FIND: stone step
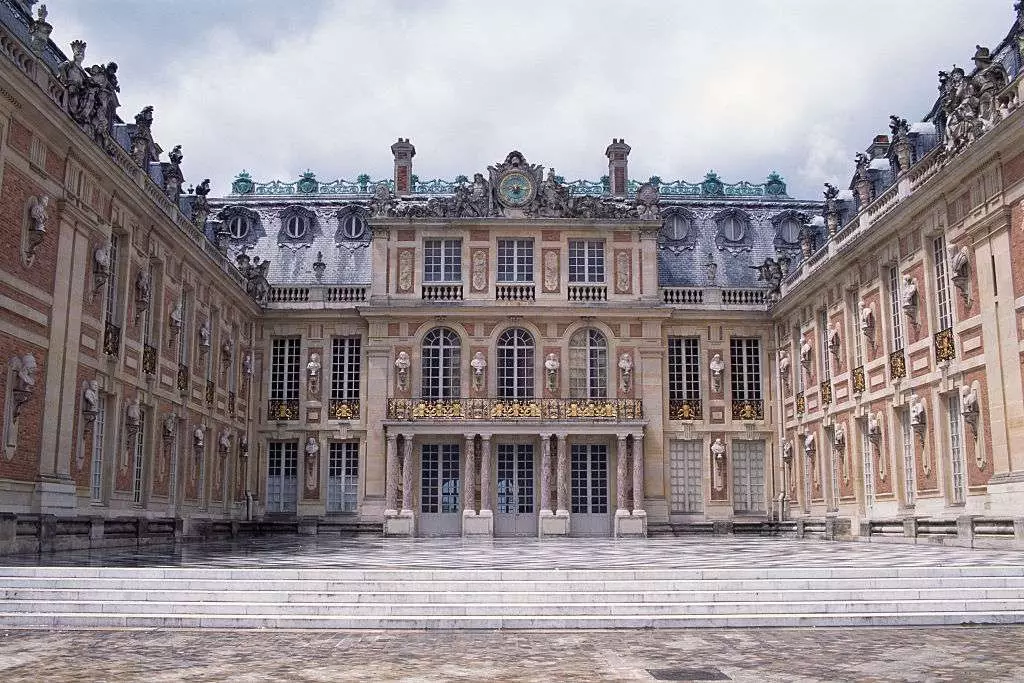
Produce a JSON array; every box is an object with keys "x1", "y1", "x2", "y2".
[
  {"x1": 3, "y1": 598, "x2": 1021, "y2": 617},
  {"x1": 6, "y1": 586, "x2": 1022, "y2": 603},
  {"x1": 2, "y1": 611, "x2": 1022, "y2": 629}
]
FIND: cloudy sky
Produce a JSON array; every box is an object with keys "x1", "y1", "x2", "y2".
[{"x1": 43, "y1": 0, "x2": 1015, "y2": 199}]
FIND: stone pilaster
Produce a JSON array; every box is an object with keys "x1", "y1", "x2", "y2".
[
  {"x1": 400, "y1": 434, "x2": 414, "y2": 515},
  {"x1": 479, "y1": 434, "x2": 492, "y2": 513},
  {"x1": 632, "y1": 432, "x2": 645, "y2": 514},
  {"x1": 555, "y1": 433, "x2": 569, "y2": 514},
  {"x1": 539, "y1": 433, "x2": 552, "y2": 513},
  {"x1": 463, "y1": 433, "x2": 476, "y2": 514},
  {"x1": 384, "y1": 433, "x2": 398, "y2": 514},
  {"x1": 615, "y1": 433, "x2": 629, "y2": 514}
]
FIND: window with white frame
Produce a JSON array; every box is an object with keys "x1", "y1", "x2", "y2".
[
  {"x1": 497, "y1": 328, "x2": 534, "y2": 399},
  {"x1": 948, "y1": 393, "x2": 966, "y2": 504},
  {"x1": 819, "y1": 310, "x2": 831, "y2": 382},
  {"x1": 327, "y1": 442, "x2": 359, "y2": 513},
  {"x1": 132, "y1": 407, "x2": 145, "y2": 504},
  {"x1": 888, "y1": 266, "x2": 905, "y2": 352},
  {"x1": 104, "y1": 234, "x2": 120, "y2": 325},
  {"x1": 730, "y1": 338, "x2": 762, "y2": 401},
  {"x1": 568, "y1": 328, "x2": 608, "y2": 399},
  {"x1": 568, "y1": 240, "x2": 604, "y2": 283},
  {"x1": 89, "y1": 398, "x2": 106, "y2": 501},
  {"x1": 862, "y1": 423, "x2": 875, "y2": 509},
  {"x1": 497, "y1": 239, "x2": 534, "y2": 283},
  {"x1": 902, "y1": 409, "x2": 916, "y2": 506},
  {"x1": 421, "y1": 327, "x2": 461, "y2": 399},
  {"x1": 933, "y1": 236, "x2": 953, "y2": 331},
  {"x1": 270, "y1": 337, "x2": 301, "y2": 401},
  {"x1": 794, "y1": 329, "x2": 805, "y2": 393},
  {"x1": 330, "y1": 337, "x2": 361, "y2": 401},
  {"x1": 669, "y1": 439, "x2": 703, "y2": 513},
  {"x1": 732, "y1": 440, "x2": 765, "y2": 513},
  {"x1": 668, "y1": 337, "x2": 700, "y2": 402},
  {"x1": 423, "y1": 239, "x2": 462, "y2": 282}
]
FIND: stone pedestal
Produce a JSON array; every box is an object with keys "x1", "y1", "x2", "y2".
[
  {"x1": 35, "y1": 478, "x2": 76, "y2": 515},
  {"x1": 539, "y1": 509, "x2": 570, "y2": 537},
  {"x1": 462, "y1": 509, "x2": 493, "y2": 537},
  {"x1": 615, "y1": 509, "x2": 646, "y2": 538},
  {"x1": 383, "y1": 510, "x2": 414, "y2": 537}
]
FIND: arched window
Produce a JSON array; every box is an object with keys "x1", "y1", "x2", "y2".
[
  {"x1": 497, "y1": 328, "x2": 534, "y2": 399},
  {"x1": 568, "y1": 328, "x2": 607, "y2": 399},
  {"x1": 421, "y1": 327, "x2": 461, "y2": 399},
  {"x1": 284, "y1": 214, "x2": 308, "y2": 239},
  {"x1": 228, "y1": 215, "x2": 250, "y2": 239}
]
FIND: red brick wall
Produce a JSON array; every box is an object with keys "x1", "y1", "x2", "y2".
[
  {"x1": 0, "y1": 166, "x2": 57, "y2": 293},
  {"x1": 0, "y1": 337, "x2": 45, "y2": 482}
]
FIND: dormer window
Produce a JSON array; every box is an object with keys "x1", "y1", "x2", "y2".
[
  {"x1": 341, "y1": 213, "x2": 366, "y2": 240},
  {"x1": 719, "y1": 214, "x2": 746, "y2": 242},
  {"x1": 285, "y1": 214, "x2": 309, "y2": 239},
  {"x1": 778, "y1": 217, "x2": 801, "y2": 244},
  {"x1": 662, "y1": 213, "x2": 690, "y2": 241},
  {"x1": 228, "y1": 215, "x2": 250, "y2": 239}
]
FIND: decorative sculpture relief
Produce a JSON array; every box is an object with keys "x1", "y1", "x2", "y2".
[
  {"x1": 23, "y1": 195, "x2": 49, "y2": 265},
  {"x1": 617, "y1": 353, "x2": 633, "y2": 393},
  {"x1": 471, "y1": 250, "x2": 487, "y2": 292},
  {"x1": 57, "y1": 38, "x2": 121, "y2": 143},
  {"x1": 778, "y1": 349, "x2": 791, "y2": 388},
  {"x1": 889, "y1": 115, "x2": 913, "y2": 173},
  {"x1": 614, "y1": 250, "x2": 631, "y2": 294},
  {"x1": 169, "y1": 300, "x2": 183, "y2": 339},
  {"x1": 29, "y1": 4, "x2": 52, "y2": 55},
  {"x1": 304, "y1": 436, "x2": 319, "y2": 492},
  {"x1": 134, "y1": 269, "x2": 152, "y2": 325},
  {"x1": 960, "y1": 384, "x2": 980, "y2": 437},
  {"x1": 751, "y1": 257, "x2": 788, "y2": 301},
  {"x1": 833, "y1": 423, "x2": 847, "y2": 450},
  {"x1": 124, "y1": 396, "x2": 141, "y2": 468},
  {"x1": 939, "y1": 46, "x2": 1011, "y2": 156},
  {"x1": 823, "y1": 183, "x2": 841, "y2": 237},
  {"x1": 162, "y1": 412, "x2": 177, "y2": 445},
  {"x1": 859, "y1": 302, "x2": 875, "y2": 342},
  {"x1": 950, "y1": 245, "x2": 971, "y2": 303},
  {"x1": 799, "y1": 334, "x2": 812, "y2": 369},
  {"x1": 81, "y1": 379, "x2": 99, "y2": 428},
  {"x1": 218, "y1": 428, "x2": 232, "y2": 455},
  {"x1": 239, "y1": 434, "x2": 250, "y2": 459},
  {"x1": 92, "y1": 244, "x2": 111, "y2": 294},
  {"x1": 542, "y1": 250, "x2": 559, "y2": 293},
  {"x1": 9, "y1": 353, "x2": 38, "y2": 420},
  {"x1": 397, "y1": 249, "x2": 413, "y2": 293},
  {"x1": 804, "y1": 432, "x2": 816, "y2": 456},
  {"x1": 306, "y1": 352, "x2": 321, "y2": 398},
  {"x1": 192, "y1": 426, "x2": 205, "y2": 457},
  {"x1": 901, "y1": 275, "x2": 919, "y2": 322},
  {"x1": 782, "y1": 439, "x2": 793, "y2": 463},
  {"x1": 853, "y1": 152, "x2": 873, "y2": 207},
  {"x1": 235, "y1": 252, "x2": 270, "y2": 304},
  {"x1": 711, "y1": 438, "x2": 726, "y2": 492},
  {"x1": 709, "y1": 353, "x2": 725, "y2": 393},
  {"x1": 394, "y1": 351, "x2": 411, "y2": 391},
  {"x1": 909, "y1": 394, "x2": 926, "y2": 444},
  {"x1": 867, "y1": 413, "x2": 882, "y2": 445},
  {"x1": 470, "y1": 351, "x2": 487, "y2": 391},
  {"x1": 828, "y1": 323, "x2": 841, "y2": 358},
  {"x1": 242, "y1": 350, "x2": 253, "y2": 379},
  {"x1": 221, "y1": 338, "x2": 234, "y2": 373},
  {"x1": 544, "y1": 353, "x2": 560, "y2": 393},
  {"x1": 198, "y1": 319, "x2": 211, "y2": 353}
]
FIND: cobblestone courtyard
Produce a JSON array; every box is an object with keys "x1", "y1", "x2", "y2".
[{"x1": 1, "y1": 625, "x2": 1022, "y2": 682}]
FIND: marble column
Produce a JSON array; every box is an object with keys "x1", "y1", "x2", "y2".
[
  {"x1": 616, "y1": 433, "x2": 629, "y2": 514},
  {"x1": 539, "y1": 433, "x2": 553, "y2": 513},
  {"x1": 632, "y1": 432, "x2": 645, "y2": 513},
  {"x1": 400, "y1": 434, "x2": 414, "y2": 514},
  {"x1": 479, "y1": 434, "x2": 492, "y2": 513},
  {"x1": 463, "y1": 433, "x2": 476, "y2": 514},
  {"x1": 555, "y1": 433, "x2": 569, "y2": 514},
  {"x1": 384, "y1": 433, "x2": 398, "y2": 513}
]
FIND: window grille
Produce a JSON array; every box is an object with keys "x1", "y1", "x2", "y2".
[
  {"x1": 730, "y1": 338, "x2": 762, "y2": 400},
  {"x1": 568, "y1": 328, "x2": 608, "y2": 399},
  {"x1": 421, "y1": 328, "x2": 461, "y2": 399},
  {"x1": 327, "y1": 442, "x2": 359, "y2": 512},
  {"x1": 270, "y1": 338, "x2": 301, "y2": 401},
  {"x1": 331, "y1": 337, "x2": 361, "y2": 400},
  {"x1": 902, "y1": 410, "x2": 916, "y2": 506},
  {"x1": 132, "y1": 408, "x2": 145, "y2": 504},
  {"x1": 89, "y1": 398, "x2": 106, "y2": 501}
]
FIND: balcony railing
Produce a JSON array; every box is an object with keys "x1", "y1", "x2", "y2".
[
  {"x1": 422, "y1": 283, "x2": 464, "y2": 301},
  {"x1": 268, "y1": 286, "x2": 310, "y2": 303},
  {"x1": 268, "y1": 398, "x2": 300, "y2": 421},
  {"x1": 206, "y1": 380, "x2": 215, "y2": 405},
  {"x1": 326, "y1": 286, "x2": 367, "y2": 303},
  {"x1": 889, "y1": 349, "x2": 907, "y2": 380},
  {"x1": 663, "y1": 287, "x2": 703, "y2": 305},
  {"x1": 227, "y1": 391, "x2": 236, "y2": 413},
  {"x1": 265, "y1": 285, "x2": 368, "y2": 306},
  {"x1": 721, "y1": 289, "x2": 767, "y2": 305},
  {"x1": 329, "y1": 398, "x2": 360, "y2": 420},
  {"x1": 732, "y1": 399, "x2": 765, "y2": 421},
  {"x1": 495, "y1": 283, "x2": 536, "y2": 301},
  {"x1": 852, "y1": 365, "x2": 866, "y2": 394},
  {"x1": 176, "y1": 364, "x2": 189, "y2": 392},
  {"x1": 795, "y1": 392, "x2": 805, "y2": 416},
  {"x1": 142, "y1": 343, "x2": 157, "y2": 374},
  {"x1": 103, "y1": 321, "x2": 121, "y2": 358},
  {"x1": 820, "y1": 381, "x2": 832, "y2": 406},
  {"x1": 668, "y1": 398, "x2": 702, "y2": 420},
  {"x1": 386, "y1": 397, "x2": 643, "y2": 422},
  {"x1": 567, "y1": 283, "x2": 607, "y2": 302},
  {"x1": 934, "y1": 327, "x2": 956, "y2": 363}
]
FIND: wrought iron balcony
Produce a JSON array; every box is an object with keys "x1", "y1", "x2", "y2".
[
  {"x1": 852, "y1": 365, "x2": 866, "y2": 394},
  {"x1": 668, "y1": 398, "x2": 702, "y2": 420},
  {"x1": 102, "y1": 321, "x2": 121, "y2": 358},
  {"x1": 329, "y1": 399, "x2": 360, "y2": 420},
  {"x1": 934, "y1": 327, "x2": 955, "y2": 363},
  {"x1": 386, "y1": 397, "x2": 643, "y2": 422},
  {"x1": 820, "y1": 381, "x2": 832, "y2": 406},
  {"x1": 142, "y1": 343, "x2": 157, "y2": 374},
  {"x1": 269, "y1": 398, "x2": 300, "y2": 421},
  {"x1": 732, "y1": 399, "x2": 765, "y2": 421},
  {"x1": 889, "y1": 349, "x2": 907, "y2": 380}
]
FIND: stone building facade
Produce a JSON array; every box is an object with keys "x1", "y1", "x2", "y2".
[{"x1": 1, "y1": 1, "x2": 1023, "y2": 548}]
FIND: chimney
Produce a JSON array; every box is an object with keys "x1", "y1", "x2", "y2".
[
  {"x1": 391, "y1": 138, "x2": 416, "y2": 194},
  {"x1": 605, "y1": 138, "x2": 631, "y2": 197}
]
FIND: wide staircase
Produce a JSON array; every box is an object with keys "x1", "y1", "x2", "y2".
[{"x1": 3, "y1": 564, "x2": 1024, "y2": 628}]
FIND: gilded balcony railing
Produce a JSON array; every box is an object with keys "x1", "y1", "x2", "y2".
[
  {"x1": 731, "y1": 399, "x2": 764, "y2": 421},
  {"x1": 820, "y1": 381, "x2": 832, "y2": 406},
  {"x1": 386, "y1": 397, "x2": 643, "y2": 422},
  {"x1": 142, "y1": 344, "x2": 157, "y2": 375},
  {"x1": 103, "y1": 321, "x2": 121, "y2": 358},
  {"x1": 934, "y1": 327, "x2": 956, "y2": 362},
  {"x1": 795, "y1": 392, "x2": 805, "y2": 416},
  {"x1": 268, "y1": 398, "x2": 300, "y2": 421},
  {"x1": 852, "y1": 365, "x2": 866, "y2": 394},
  {"x1": 206, "y1": 380, "x2": 215, "y2": 405},
  {"x1": 329, "y1": 399, "x2": 360, "y2": 420},
  {"x1": 176, "y1": 364, "x2": 189, "y2": 392},
  {"x1": 889, "y1": 349, "x2": 907, "y2": 380},
  {"x1": 668, "y1": 398, "x2": 702, "y2": 420}
]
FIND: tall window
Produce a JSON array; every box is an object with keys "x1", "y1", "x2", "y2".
[
  {"x1": 421, "y1": 443, "x2": 460, "y2": 513},
  {"x1": 267, "y1": 441, "x2": 298, "y2": 513},
  {"x1": 948, "y1": 394, "x2": 966, "y2": 504},
  {"x1": 331, "y1": 337, "x2": 361, "y2": 401},
  {"x1": 568, "y1": 328, "x2": 608, "y2": 399},
  {"x1": 177, "y1": 289, "x2": 190, "y2": 366},
  {"x1": 862, "y1": 423, "x2": 875, "y2": 509},
  {"x1": 497, "y1": 328, "x2": 534, "y2": 399},
  {"x1": 423, "y1": 239, "x2": 462, "y2": 282},
  {"x1": 933, "y1": 236, "x2": 953, "y2": 331},
  {"x1": 132, "y1": 408, "x2": 145, "y2": 504},
  {"x1": 850, "y1": 292, "x2": 864, "y2": 368},
  {"x1": 829, "y1": 432, "x2": 840, "y2": 511},
  {"x1": 168, "y1": 419, "x2": 179, "y2": 507},
  {"x1": 327, "y1": 442, "x2": 359, "y2": 513},
  {"x1": 902, "y1": 410, "x2": 916, "y2": 506},
  {"x1": 104, "y1": 234, "x2": 120, "y2": 325},
  {"x1": 421, "y1": 328, "x2": 461, "y2": 399},
  {"x1": 668, "y1": 337, "x2": 700, "y2": 402},
  {"x1": 730, "y1": 338, "x2": 762, "y2": 401},
  {"x1": 669, "y1": 440, "x2": 703, "y2": 513},
  {"x1": 568, "y1": 240, "x2": 604, "y2": 283},
  {"x1": 732, "y1": 440, "x2": 765, "y2": 513},
  {"x1": 497, "y1": 239, "x2": 533, "y2": 282},
  {"x1": 89, "y1": 398, "x2": 106, "y2": 501},
  {"x1": 819, "y1": 310, "x2": 831, "y2": 382},
  {"x1": 270, "y1": 338, "x2": 301, "y2": 402},
  {"x1": 888, "y1": 266, "x2": 905, "y2": 352}
]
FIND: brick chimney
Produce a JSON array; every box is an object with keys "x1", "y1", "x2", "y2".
[
  {"x1": 391, "y1": 138, "x2": 416, "y2": 194},
  {"x1": 605, "y1": 138, "x2": 631, "y2": 197}
]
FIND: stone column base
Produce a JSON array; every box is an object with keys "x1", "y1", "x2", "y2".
[
  {"x1": 383, "y1": 510, "x2": 415, "y2": 537},
  {"x1": 539, "y1": 509, "x2": 570, "y2": 537},
  {"x1": 462, "y1": 509, "x2": 493, "y2": 537},
  {"x1": 615, "y1": 509, "x2": 647, "y2": 538},
  {"x1": 34, "y1": 478, "x2": 76, "y2": 515}
]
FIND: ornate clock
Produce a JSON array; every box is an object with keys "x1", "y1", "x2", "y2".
[{"x1": 496, "y1": 170, "x2": 536, "y2": 208}]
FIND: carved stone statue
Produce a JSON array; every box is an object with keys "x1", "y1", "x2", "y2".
[
  {"x1": 193, "y1": 426, "x2": 205, "y2": 452},
  {"x1": 470, "y1": 352, "x2": 486, "y2": 390},
  {"x1": 618, "y1": 352, "x2": 633, "y2": 393},
  {"x1": 960, "y1": 384, "x2": 979, "y2": 432},
  {"x1": 10, "y1": 353, "x2": 38, "y2": 419},
  {"x1": 164, "y1": 144, "x2": 185, "y2": 200},
  {"x1": 221, "y1": 338, "x2": 234, "y2": 370},
  {"x1": 198, "y1": 319, "x2": 211, "y2": 351},
  {"x1": 711, "y1": 438, "x2": 726, "y2": 461},
  {"x1": 889, "y1": 115, "x2": 913, "y2": 173},
  {"x1": 799, "y1": 335, "x2": 812, "y2": 367},
  {"x1": 867, "y1": 413, "x2": 882, "y2": 442},
  {"x1": 306, "y1": 352, "x2": 321, "y2": 397},
  {"x1": 169, "y1": 301, "x2": 183, "y2": 334},
  {"x1": 782, "y1": 439, "x2": 793, "y2": 463},
  {"x1": 804, "y1": 432, "x2": 816, "y2": 455},
  {"x1": 633, "y1": 181, "x2": 661, "y2": 221},
  {"x1": 162, "y1": 412, "x2": 177, "y2": 441},
  {"x1": 751, "y1": 257, "x2": 786, "y2": 299},
  {"x1": 82, "y1": 379, "x2": 99, "y2": 424},
  {"x1": 909, "y1": 395, "x2": 926, "y2": 427},
  {"x1": 951, "y1": 245, "x2": 971, "y2": 300},
  {"x1": 305, "y1": 436, "x2": 319, "y2": 492},
  {"x1": 544, "y1": 353, "x2": 560, "y2": 392},
  {"x1": 901, "y1": 275, "x2": 918, "y2": 316},
  {"x1": 823, "y1": 183, "x2": 841, "y2": 236},
  {"x1": 859, "y1": 302, "x2": 874, "y2": 337},
  {"x1": 828, "y1": 323, "x2": 841, "y2": 357},
  {"x1": 91, "y1": 243, "x2": 110, "y2": 292},
  {"x1": 369, "y1": 182, "x2": 397, "y2": 217},
  {"x1": 833, "y1": 423, "x2": 847, "y2": 449},
  {"x1": 218, "y1": 428, "x2": 232, "y2": 454},
  {"x1": 395, "y1": 351, "x2": 410, "y2": 390},
  {"x1": 125, "y1": 396, "x2": 141, "y2": 433},
  {"x1": 709, "y1": 353, "x2": 725, "y2": 392},
  {"x1": 57, "y1": 40, "x2": 90, "y2": 123},
  {"x1": 534, "y1": 169, "x2": 571, "y2": 218},
  {"x1": 853, "y1": 152, "x2": 873, "y2": 207},
  {"x1": 778, "y1": 348, "x2": 791, "y2": 381},
  {"x1": 192, "y1": 179, "x2": 211, "y2": 228},
  {"x1": 134, "y1": 270, "x2": 152, "y2": 323},
  {"x1": 242, "y1": 351, "x2": 253, "y2": 378},
  {"x1": 239, "y1": 434, "x2": 250, "y2": 458},
  {"x1": 25, "y1": 196, "x2": 49, "y2": 262}
]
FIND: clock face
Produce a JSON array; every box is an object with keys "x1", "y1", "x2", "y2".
[{"x1": 497, "y1": 171, "x2": 535, "y2": 207}]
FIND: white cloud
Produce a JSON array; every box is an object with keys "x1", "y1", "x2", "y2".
[{"x1": 44, "y1": 0, "x2": 1016, "y2": 198}]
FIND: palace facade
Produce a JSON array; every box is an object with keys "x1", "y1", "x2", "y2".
[{"x1": 1, "y1": 1, "x2": 1023, "y2": 549}]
